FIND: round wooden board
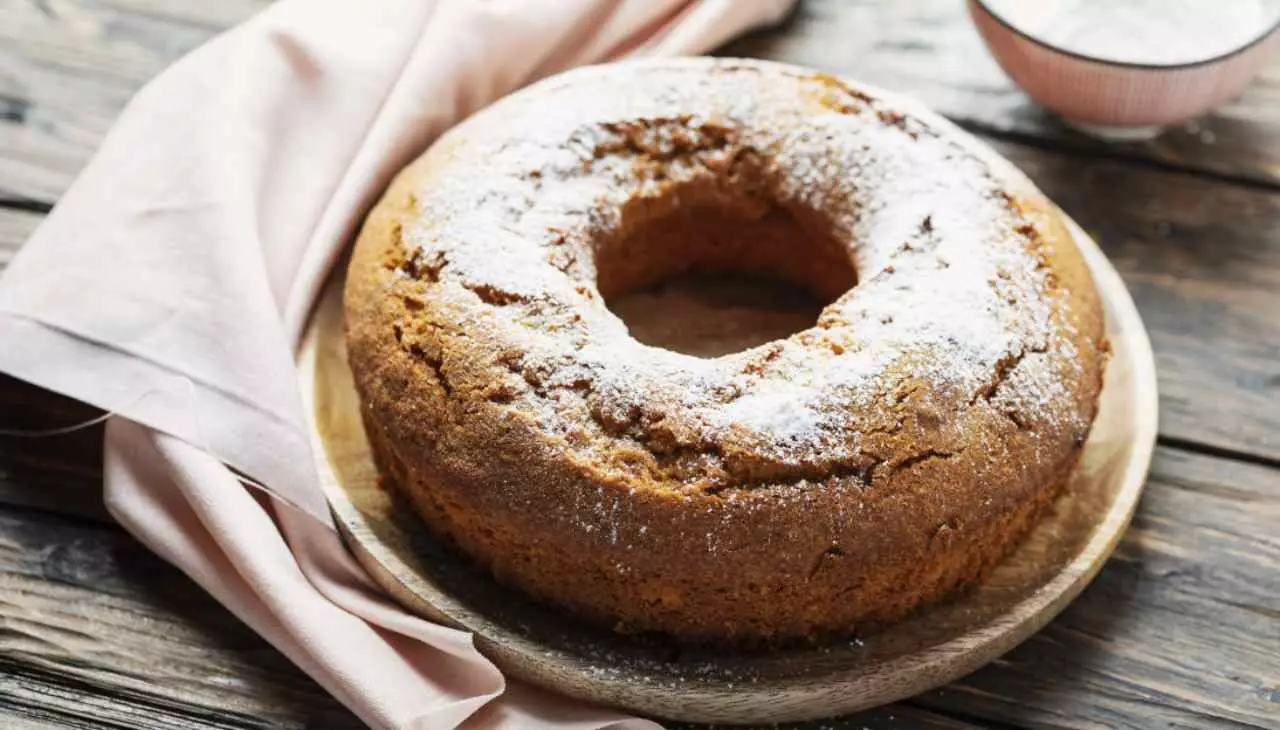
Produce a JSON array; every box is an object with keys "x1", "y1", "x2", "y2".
[{"x1": 300, "y1": 218, "x2": 1157, "y2": 725}]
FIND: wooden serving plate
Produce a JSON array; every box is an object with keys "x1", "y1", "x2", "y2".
[{"x1": 300, "y1": 219, "x2": 1158, "y2": 725}]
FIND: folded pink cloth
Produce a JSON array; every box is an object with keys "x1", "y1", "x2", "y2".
[{"x1": 0, "y1": 1, "x2": 794, "y2": 727}]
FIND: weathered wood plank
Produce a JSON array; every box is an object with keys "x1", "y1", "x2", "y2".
[
  {"x1": 0, "y1": 388, "x2": 983, "y2": 730},
  {"x1": 0, "y1": 410, "x2": 972, "y2": 729},
  {"x1": 989, "y1": 140, "x2": 1280, "y2": 463},
  {"x1": 914, "y1": 447, "x2": 1280, "y2": 730},
  {"x1": 0, "y1": 501, "x2": 364, "y2": 729},
  {"x1": 0, "y1": 206, "x2": 40, "y2": 269},
  {"x1": 0, "y1": 373, "x2": 110, "y2": 522},
  {"x1": 93, "y1": 0, "x2": 269, "y2": 31},
  {"x1": 3, "y1": 0, "x2": 1279, "y2": 202},
  {"x1": 1, "y1": 1, "x2": 1278, "y2": 727},
  {"x1": 724, "y1": 0, "x2": 1280, "y2": 187},
  {"x1": 1, "y1": 413, "x2": 1275, "y2": 729},
  {"x1": 6, "y1": 112, "x2": 1279, "y2": 462},
  {"x1": 0, "y1": 0, "x2": 258, "y2": 202}
]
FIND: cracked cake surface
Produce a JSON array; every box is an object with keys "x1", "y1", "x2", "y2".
[{"x1": 344, "y1": 58, "x2": 1107, "y2": 643}]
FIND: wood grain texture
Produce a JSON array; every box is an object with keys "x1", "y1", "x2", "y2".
[
  {"x1": 3, "y1": 0, "x2": 1279, "y2": 202},
  {"x1": 0, "y1": 205, "x2": 40, "y2": 269},
  {"x1": 723, "y1": 0, "x2": 1280, "y2": 187},
  {"x1": 0, "y1": 373, "x2": 109, "y2": 523},
  {"x1": 0, "y1": 0, "x2": 1278, "y2": 727},
  {"x1": 0, "y1": 0, "x2": 270, "y2": 202},
  {"x1": 1, "y1": 379, "x2": 1273, "y2": 729},
  {"x1": 0, "y1": 499, "x2": 363, "y2": 729},
  {"x1": 0, "y1": 377, "x2": 976, "y2": 730},
  {"x1": 914, "y1": 447, "x2": 1280, "y2": 730},
  {"x1": 6, "y1": 118, "x2": 1278, "y2": 461},
  {"x1": 990, "y1": 141, "x2": 1280, "y2": 462},
  {"x1": 2, "y1": 0, "x2": 1277, "y2": 457}
]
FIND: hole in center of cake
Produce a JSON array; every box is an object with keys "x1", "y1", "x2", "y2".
[
  {"x1": 607, "y1": 272, "x2": 829, "y2": 358},
  {"x1": 599, "y1": 195, "x2": 856, "y2": 358}
]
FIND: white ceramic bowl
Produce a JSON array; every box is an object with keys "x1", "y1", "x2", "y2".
[{"x1": 970, "y1": 0, "x2": 1280, "y2": 140}]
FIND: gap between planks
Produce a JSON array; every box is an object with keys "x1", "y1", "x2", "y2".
[
  {"x1": 953, "y1": 122, "x2": 1280, "y2": 195},
  {"x1": 1, "y1": 119, "x2": 1276, "y2": 214},
  {"x1": 1157, "y1": 435, "x2": 1280, "y2": 473},
  {"x1": 3, "y1": 1, "x2": 1280, "y2": 200}
]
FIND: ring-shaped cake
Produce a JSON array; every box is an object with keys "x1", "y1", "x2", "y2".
[{"x1": 345, "y1": 58, "x2": 1107, "y2": 643}]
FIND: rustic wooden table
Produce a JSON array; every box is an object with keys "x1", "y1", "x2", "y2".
[{"x1": 1, "y1": 1, "x2": 1277, "y2": 728}]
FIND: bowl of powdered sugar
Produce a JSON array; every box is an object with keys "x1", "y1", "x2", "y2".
[{"x1": 971, "y1": 0, "x2": 1280, "y2": 140}]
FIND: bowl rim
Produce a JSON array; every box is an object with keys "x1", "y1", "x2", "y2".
[{"x1": 971, "y1": 0, "x2": 1280, "y2": 71}]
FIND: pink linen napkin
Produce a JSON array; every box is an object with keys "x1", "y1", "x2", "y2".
[{"x1": 0, "y1": 1, "x2": 794, "y2": 727}]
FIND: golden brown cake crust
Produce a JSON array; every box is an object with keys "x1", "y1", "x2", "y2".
[{"x1": 344, "y1": 58, "x2": 1107, "y2": 643}]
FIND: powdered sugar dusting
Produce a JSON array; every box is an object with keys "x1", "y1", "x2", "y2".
[
  {"x1": 389, "y1": 58, "x2": 1094, "y2": 505},
  {"x1": 716, "y1": 383, "x2": 823, "y2": 443}
]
